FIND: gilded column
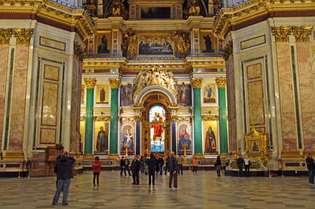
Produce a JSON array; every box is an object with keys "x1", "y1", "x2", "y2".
[
  {"x1": 109, "y1": 79, "x2": 120, "y2": 155},
  {"x1": 84, "y1": 78, "x2": 96, "y2": 154},
  {"x1": 216, "y1": 78, "x2": 228, "y2": 154},
  {"x1": 192, "y1": 78, "x2": 202, "y2": 154}
]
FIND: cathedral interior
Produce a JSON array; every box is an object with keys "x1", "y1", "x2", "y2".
[{"x1": 0, "y1": 0, "x2": 314, "y2": 177}]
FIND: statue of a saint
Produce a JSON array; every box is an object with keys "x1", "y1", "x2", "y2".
[
  {"x1": 97, "y1": 36, "x2": 109, "y2": 54},
  {"x1": 203, "y1": 35, "x2": 213, "y2": 52},
  {"x1": 205, "y1": 126, "x2": 216, "y2": 153},
  {"x1": 96, "y1": 127, "x2": 108, "y2": 153}
]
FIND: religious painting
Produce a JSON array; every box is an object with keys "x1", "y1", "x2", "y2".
[
  {"x1": 96, "y1": 34, "x2": 111, "y2": 54},
  {"x1": 203, "y1": 84, "x2": 217, "y2": 104},
  {"x1": 176, "y1": 82, "x2": 192, "y2": 106},
  {"x1": 141, "y1": 7, "x2": 171, "y2": 19},
  {"x1": 139, "y1": 40, "x2": 173, "y2": 55},
  {"x1": 96, "y1": 85, "x2": 109, "y2": 104},
  {"x1": 177, "y1": 122, "x2": 192, "y2": 156},
  {"x1": 149, "y1": 105, "x2": 166, "y2": 153},
  {"x1": 200, "y1": 32, "x2": 216, "y2": 52},
  {"x1": 94, "y1": 122, "x2": 109, "y2": 154},
  {"x1": 120, "y1": 83, "x2": 134, "y2": 106},
  {"x1": 203, "y1": 121, "x2": 218, "y2": 154},
  {"x1": 120, "y1": 124, "x2": 135, "y2": 155}
]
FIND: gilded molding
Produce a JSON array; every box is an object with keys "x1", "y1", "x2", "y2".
[
  {"x1": 109, "y1": 78, "x2": 120, "y2": 88},
  {"x1": 292, "y1": 26, "x2": 313, "y2": 42},
  {"x1": 13, "y1": 28, "x2": 33, "y2": 44},
  {"x1": 84, "y1": 78, "x2": 97, "y2": 88},
  {"x1": 0, "y1": 29, "x2": 12, "y2": 44},
  {"x1": 191, "y1": 78, "x2": 202, "y2": 88},
  {"x1": 215, "y1": 78, "x2": 226, "y2": 88},
  {"x1": 271, "y1": 26, "x2": 291, "y2": 42}
]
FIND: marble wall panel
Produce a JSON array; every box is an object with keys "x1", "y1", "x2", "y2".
[
  {"x1": 296, "y1": 42, "x2": 315, "y2": 151},
  {"x1": 8, "y1": 45, "x2": 29, "y2": 151},
  {"x1": 276, "y1": 43, "x2": 297, "y2": 152},
  {"x1": 226, "y1": 56, "x2": 237, "y2": 152},
  {"x1": 0, "y1": 45, "x2": 9, "y2": 149}
]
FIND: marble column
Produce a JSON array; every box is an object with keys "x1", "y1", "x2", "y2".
[
  {"x1": 84, "y1": 78, "x2": 96, "y2": 154},
  {"x1": 109, "y1": 79, "x2": 120, "y2": 155},
  {"x1": 192, "y1": 78, "x2": 202, "y2": 154},
  {"x1": 216, "y1": 78, "x2": 228, "y2": 154}
]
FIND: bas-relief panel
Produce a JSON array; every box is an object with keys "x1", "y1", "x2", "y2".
[
  {"x1": 94, "y1": 121, "x2": 109, "y2": 154},
  {"x1": 120, "y1": 122, "x2": 135, "y2": 155},
  {"x1": 203, "y1": 120, "x2": 218, "y2": 154},
  {"x1": 8, "y1": 45, "x2": 29, "y2": 151},
  {"x1": 0, "y1": 45, "x2": 9, "y2": 148},
  {"x1": 277, "y1": 43, "x2": 297, "y2": 151},
  {"x1": 39, "y1": 64, "x2": 60, "y2": 145},
  {"x1": 296, "y1": 43, "x2": 315, "y2": 151},
  {"x1": 177, "y1": 121, "x2": 192, "y2": 155},
  {"x1": 95, "y1": 85, "x2": 109, "y2": 104}
]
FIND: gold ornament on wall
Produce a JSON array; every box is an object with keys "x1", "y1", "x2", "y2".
[
  {"x1": 13, "y1": 28, "x2": 33, "y2": 44},
  {"x1": 191, "y1": 78, "x2": 202, "y2": 88},
  {"x1": 215, "y1": 78, "x2": 226, "y2": 88},
  {"x1": 292, "y1": 26, "x2": 313, "y2": 42},
  {"x1": 109, "y1": 78, "x2": 120, "y2": 88},
  {"x1": 0, "y1": 29, "x2": 12, "y2": 44},
  {"x1": 271, "y1": 26, "x2": 291, "y2": 42},
  {"x1": 84, "y1": 78, "x2": 97, "y2": 89}
]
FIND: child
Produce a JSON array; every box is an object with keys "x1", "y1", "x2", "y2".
[{"x1": 92, "y1": 156, "x2": 102, "y2": 186}]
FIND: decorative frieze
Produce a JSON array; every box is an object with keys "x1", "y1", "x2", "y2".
[
  {"x1": 84, "y1": 78, "x2": 97, "y2": 88},
  {"x1": 191, "y1": 78, "x2": 202, "y2": 88}
]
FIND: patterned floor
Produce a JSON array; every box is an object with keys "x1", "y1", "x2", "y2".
[{"x1": 0, "y1": 171, "x2": 314, "y2": 209}]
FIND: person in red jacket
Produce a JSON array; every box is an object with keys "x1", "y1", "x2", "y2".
[{"x1": 92, "y1": 156, "x2": 102, "y2": 187}]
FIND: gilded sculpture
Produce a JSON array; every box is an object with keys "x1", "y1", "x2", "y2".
[{"x1": 188, "y1": 0, "x2": 201, "y2": 16}]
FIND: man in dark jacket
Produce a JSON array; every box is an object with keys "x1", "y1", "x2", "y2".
[
  {"x1": 158, "y1": 156, "x2": 164, "y2": 176},
  {"x1": 305, "y1": 153, "x2": 314, "y2": 184},
  {"x1": 168, "y1": 152, "x2": 178, "y2": 188},
  {"x1": 52, "y1": 152, "x2": 75, "y2": 206},
  {"x1": 120, "y1": 156, "x2": 126, "y2": 176},
  {"x1": 131, "y1": 155, "x2": 141, "y2": 185},
  {"x1": 237, "y1": 155, "x2": 245, "y2": 177},
  {"x1": 148, "y1": 153, "x2": 157, "y2": 186}
]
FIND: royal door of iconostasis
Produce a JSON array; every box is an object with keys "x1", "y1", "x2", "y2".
[{"x1": 141, "y1": 93, "x2": 171, "y2": 155}]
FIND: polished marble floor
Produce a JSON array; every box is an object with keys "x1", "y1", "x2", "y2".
[{"x1": 0, "y1": 171, "x2": 314, "y2": 209}]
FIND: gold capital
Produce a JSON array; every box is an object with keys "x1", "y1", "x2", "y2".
[
  {"x1": 84, "y1": 78, "x2": 96, "y2": 88},
  {"x1": 13, "y1": 28, "x2": 33, "y2": 45},
  {"x1": 191, "y1": 78, "x2": 202, "y2": 88},
  {"x1": 292, "y1": 26, "x2": 313, "y2": 42},
  {"x1": 109, "y1": 78, "x2": 120, "y2": 88},
  {"x1": 215, "y1": 78, "x2": 226, "y2": 88},
  {"x1": 0, "y1": 29, "x2": 12, "y2": 44},
  {"x1": 271, "y1": 26, "x2": 291, "y2": 42}
]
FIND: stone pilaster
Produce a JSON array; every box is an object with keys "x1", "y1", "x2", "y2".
[
  {"x1": 109, "y1": 78, "x2": 120, "y2": 155},
  {"x1": 192, "y1": 78, "x2": 202, "y2": 155},
  {"x1": 216, "y1": 78, "x2": 228, "y2": 154},
  {"x1": 84, "y1": 78, "x2": 96, "y2": 154}
]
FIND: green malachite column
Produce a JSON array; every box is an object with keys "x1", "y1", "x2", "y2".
[
  {"x1": 109, "y1": 79, "x2": 120, "y2": 155},
  {"x1": 192, "y1": 78, "x2": 203, "y2": 154},
  {"x1": 84, "y1": 78, "x2": 96, "y2": 154},
  {"x1": 216, "y1": 78, "x2": 228, "y2": 154}
]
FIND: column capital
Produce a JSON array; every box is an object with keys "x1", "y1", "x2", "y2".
[
  {"x1": 191, "y1": 78, "x2": 202, "y2": 88},
  {"x1": 0, "y1": 29, "x2": 12, "y2": 44},
  {"x1": 292, "y1": 25, "x2": 313, "y2": 42},
  {"x1": 271, "y1": 26, "x2": 291, "y2": 42},
  {"x1": 13, "y1": 28, "x2": 33, "y2": 45},
  {"x1": 109, "y1": 78, "x2": 120, "y2": 88},
  {"x1": 215, "y1": 78, "x2": 226, "y2": 88},
  {"x1": 84, "y1": 78, "x2": 97, "y2": 89}
]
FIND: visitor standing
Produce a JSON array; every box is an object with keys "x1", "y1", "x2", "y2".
[
  {"x1": 158, "y1": 155, "x2": 164, "y2": 176},
  {"x1": 52, "y1": 152, "x2": 75, "y2": 206},
  {"x1": 244, "y1": 156, "x2": 251, "y2": 176},
  {"x1": 164, "y1": 155, "x2": 169, "y2": 175},
  {"x1": 192, "y1": 157, "x2": 198, "y2": 174},
  {"x1": 125, "y1": 157, "x2": 131, "y2": 176},
  {"x1": 177, "y1": 155, "x2": 184, "y2": 175},
  {"x1": 305, "y1": 153, "x2": 314, "y2": 184},
  {"x1": 120, "y1": 156, "x2": 126, "y2": 176},
  {"x1": 92, "y1": 156, "x2": 102, "y2": 187},
  {"x1": 168, "y1": 152, "x2": 178, "y2": 189},
  {"x1": 215, "y1": 155, "x2": 222, "y2": 177},
  {"x1": 148, "y1": 153, "x2": 157, "y2": 186},
  {"x1": 237, "y1": 155, "x2": 245, "y2": 177},
  {"x1": 131, "y1": 155, "x2": 141, "y2": 185}
]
